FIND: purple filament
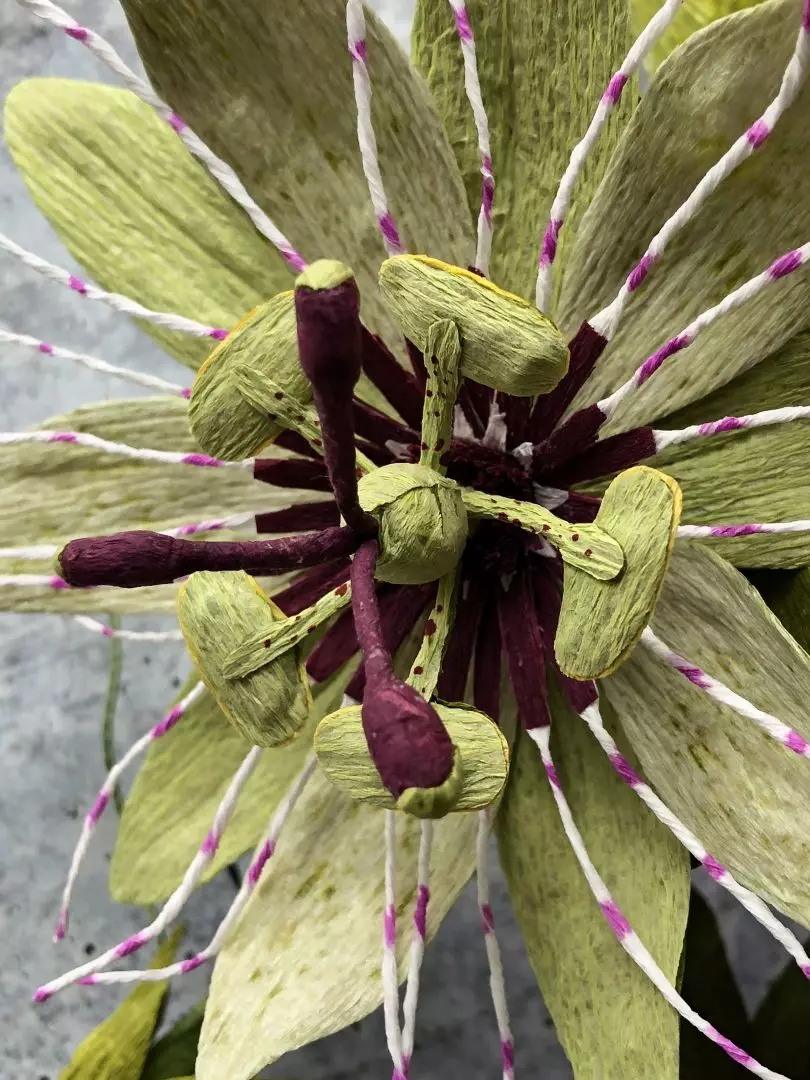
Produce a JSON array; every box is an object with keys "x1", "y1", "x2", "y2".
[{"x1": 59, "y1": 526, "x2": 360, "y2": 588}]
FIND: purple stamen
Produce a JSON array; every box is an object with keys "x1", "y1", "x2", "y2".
[
  {"x1": 295, "y1": 271, "x2": 378, "y2": 536},
  {"x1": 351, "y1": 541, "x2": 455, "y2": 796},
  {"x1": 58, "y1": 526, "x2": 360, "y2": 589},
  {"x1": 528, "y1": 321, "x2": 608, "y2": 439}
]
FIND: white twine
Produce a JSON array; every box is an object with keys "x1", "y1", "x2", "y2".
[{"x1": 17, "y1": 0, "x2": 307, "y2": 271}]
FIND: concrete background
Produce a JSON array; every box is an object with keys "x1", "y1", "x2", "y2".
[{"x1": 0, "y1": 3, "x2": 793, "y2": 1078}]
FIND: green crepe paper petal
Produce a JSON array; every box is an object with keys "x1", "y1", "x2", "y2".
[
  {"x1": 119, "y1": 0, "x2": 473, "y2": 355},
  {"x1": 0, "y1": 396, "x2": 298, "y2": 614},
  {"x1": 111, "y1": 665, "x2": 351, "y2": 905},
  {"x1": 496, "y1": 677, "x2": 689, "y2": 1079},
  {"x1": 747, "y1": 950, "x2": 810, "y2": 1078},
  {"x1": 196, "y1": 772, "x2": 481, "y2": 1079},
  {"x1": 651, "y1": 415, "x2": 810, "y2": 569},
  {"x1": 678, "y1": 889, "x2": 752, "y2": 1079},
  {"x1": 141, "y1": 1001, "x2": 204, "y2": 1080},
  {"x1": 4, "y1": 81, "x2": 278, "y2": 372},
  {"x1": 632, "y1": 0, "x2": 769, "y2": 74},
  {"x1": 559, "y1": 0, "x2": 810, "y2": 432},
  {"x1": 605, "y1": 542, "x2": 810, "y2": 928},
  {"x1": 412, "y1": 0, "x2": 633, "y2": 304},
  {"x1": 60, "y1": 930, "x2": 182, "y2": 1080}
]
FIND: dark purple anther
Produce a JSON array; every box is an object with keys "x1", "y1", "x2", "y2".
[
  {"x1": 58, "y1": 526, "x2": 360, "y2": 588},
  {"x1": 295, "y1": 262, "x2": 378, "y2": 536},
  {"x1": 528, "y1": 321, "x2": 608, "y2": 440},
  {"x1": 351, "y1": 541, "x2": 455, "y2": 796}
]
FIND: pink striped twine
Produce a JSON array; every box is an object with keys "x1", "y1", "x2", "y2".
[
  {"x1": 447, "y1": 1, "x2": 495, "y2": 276},
  {"x1": 655, "y1": 402, "x2": 810, "y2": 453},
  {"x1": 381, "y1": 809, "x2": 406, "y2": 1077},
  {"x1": 578, "y1": 697, "x2": 810, "y2": 978},
  {"x1": 477, "y1": 809, "x2": 515, "y2": 1079},
  {"x1": 529, "y1": 724, "x2": 792, "y2": 1079},
  {"x1": 590, "y1": 1, "x2": 810, "y2": 340},
  {"x1": 641, "y1": 628, "x2": 810, "y2": 758},
  {"x1": 0, "y1": 429, "x2": 251, "y2": 469},
  {"x1": 346, "y1": 1, "x2": 405, "y2": 257},
  {"x1": 35, "y1": 744, "x2": 263, "y2": 1001},
  {"x1": 400, "y1": 821, "x2": 433, "y2": 1075},
  {"x1": 535, "y1": 0, "x2": 686, "y2": 312},
  {"x1": 597, "y1": 241, "x2": 810, "y2": 421},
  {"x1": 37, "y1": 757, "x2": 317, "y2": 996}
]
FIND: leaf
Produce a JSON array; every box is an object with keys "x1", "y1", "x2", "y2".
[
  {"x1": 60, "y1": 931, "x2": 181, "y2": 1080},
  {"x1": 141, "y1": 1001, "x2": 204, "y2": 1080},
  {"x1": 111, "y1": 664, "x2": 354, "y2": 904},
  {"x1": 747, "y1": 945, "x2": 810, "y2": 1077},
  {"x1": 4, "y1": 82, "x2": 280, "y2": 371},
  {"x1": 496, "y1": 677, "x2": 690, "y2": 1078},
  {"x1": 632, "y1": 0, "x2": 770, "y2": 74},
  {"x1": 605, "y1": 542, "x2": 810, "y2": 928},
  {"x1": 118, "y1": 0, "x2": 473, "y2": 354},
  {"x1": 412, "y1": 0, "x2": 633, "y2": 303},
  {"x1": 560, "y1": 0, "x2": 810, "y2": 431},
  {"x1": 0, "y1": 396, "x2": 297, "y2": 613},
  {"x1": 678, "y1": 888, "x2": 751, "y2": 1079},
  {"x1": 195, "y1": 770, "x2": 481, "y2": 1080}
]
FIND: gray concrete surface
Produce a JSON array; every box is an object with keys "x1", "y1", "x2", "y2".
[{"x1": 0, "y1": 3, "x2": 794, "y2": 1078}]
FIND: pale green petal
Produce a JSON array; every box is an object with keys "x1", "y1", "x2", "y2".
[
  {"x1": 4, "y1": 82, "x2": 278, "y2": 371},
  {"x1": 141, "y1": 1001, "x2": 204, "y2": 1080},
  {"x1": 412, "y1": 0, "x2": 633, "y2": 301},
  {"x1": 196, "y1": 781, "x2": 482, "y2": 1078},
  {"x1": 651, "y1": 418, "x2": 810, "y2": 569},
  {"x1": 0, "y1": 396, "x2": 300, "y2": 614},
  {"x1": 605, "y1": 543, "x2": 810, "y2": 927},
  {"x1": 111, "y1": 666, "x2": 351, "y2": 904},
  {"x1": 496, "y1": 678, "x2": 689, "y2": 1078},
  {"x1": 632, "y1": 0, "x2": 769, "y2": 73},
  {"x1": 59, "y1": 931, "x2": 181, "y2": 1080},
  {"x1": 119, "y1": 0, "x2": 472, "y2": 348},
  {"x1": 559, "y1": 0, "x2": 810, "y2": 431}
]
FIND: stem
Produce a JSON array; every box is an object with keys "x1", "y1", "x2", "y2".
[
  {"x1": 418, "y1": 320, "x2": 462, "y2": 474},
  {"x1": 101, "y1": 613, "x2": 125, "y2": 816},
  {"x1": 461, "y1": 488, "x2": 624, "y2": 582}
]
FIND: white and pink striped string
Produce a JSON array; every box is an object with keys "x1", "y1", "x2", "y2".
[
  {"x1": 530, "y1": 723, "x2": 792, "y2": 1080},
  {"x1": 0, "y1": 429, "x2": 252, "y2": 469},
  {"x1": 400, "y1": 820, "x2": 434, "y2": 1076},
  {"x1": 35, "y1": 742, "x2": 269, "y2": 999},
  {"x1": 54, "y1": 679, "x2": 206, "y2": 942},
  {"x1": 346, "y1": 0, "x2": 405, "y2": 258},
  {"x1": 589, "y1": 0, "x2": 810, "y2": 341},
  {"x1": 577, "y1": 694, "x2": 810, "y2": 978},
  {"x1": 382, "y1": 809, "x2": 407, "y2": 1080},
  {"x1": 535, "y1": 0, "x2": 686, "y2": 313},
  {"x1": 17, "y1": 0, "x2": 307, "y2": 273},
  {"x1": 39, "y1": 755, "x2": 317, "y2": 994},
  {"x1": 476, "y1": 808, "x2": 515, "y2": 1080},
  {"x1": 0, "y1": 231, "x2": 228, "y2": 341},
  {"x1": 641, "y1": 627, "x2": 810, "y2": 758},
  {"x1": 446, "y1": 1, "x2": 495, "y2": 276},
  {"x1": 654, "y1": 402, "x2": 810, "y2": 453},
  {"x1": 70, "y1": 616, "x2": 184, "y2": 643},
  {"x1": 0, "y1": 328, "x2": 190, "y2": 398},
  {"x1": 596, "y1": 241, "x2": 810, "y2": 422}
]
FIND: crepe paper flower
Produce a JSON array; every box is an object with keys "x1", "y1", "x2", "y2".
[{"x1": 7, "y1": 0, "x2": 810, "y2": 1077}]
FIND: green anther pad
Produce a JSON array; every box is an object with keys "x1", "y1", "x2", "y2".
[
  {"x1": 178, "y1": 570, "x2": 311, "y2": 747},
  {"x1": 358, "y1": 462, "x2": 468, "y2": 584},
  {"x1": 188, "y1": 291, "x2": 312, "y2": 460},
  {"x1": 555, "y1": 467, "x2": 682, "y2": 680},
  {"x1": 378, "y1": 255, "x2": 569, "y2": 396},
  {"x1": 314, "y1": 702, "x2": 509, "y2": 815}
]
